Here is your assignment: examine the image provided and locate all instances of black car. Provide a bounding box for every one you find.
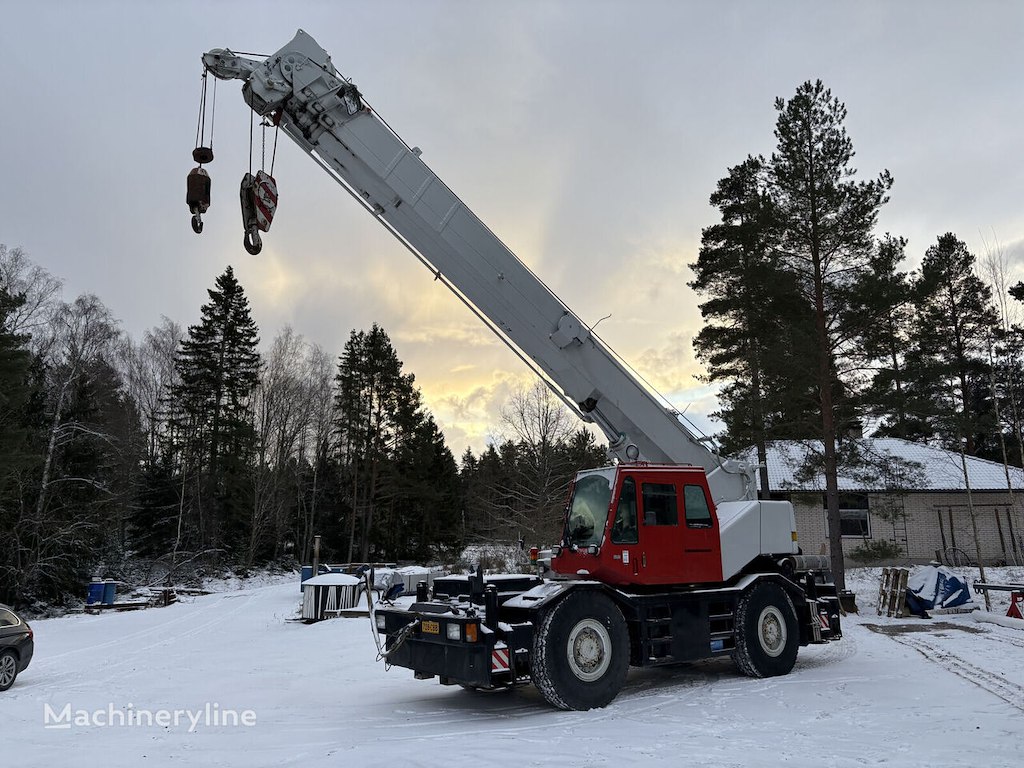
[0,604,33,691]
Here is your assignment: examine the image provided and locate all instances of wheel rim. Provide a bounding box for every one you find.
[566,618,612,682]
[0,654,16,687]
[757,605,787,658]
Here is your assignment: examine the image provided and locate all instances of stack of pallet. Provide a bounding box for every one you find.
[877,567,910,618]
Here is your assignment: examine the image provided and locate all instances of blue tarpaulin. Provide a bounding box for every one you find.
[906,564,973,616]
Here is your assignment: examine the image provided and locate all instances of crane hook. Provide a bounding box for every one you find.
[244,228,263,255]
[186,166,212,235]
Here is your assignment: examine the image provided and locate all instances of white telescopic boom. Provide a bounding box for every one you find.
[203,30,755,504]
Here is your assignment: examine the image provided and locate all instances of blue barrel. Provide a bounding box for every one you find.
[300,565,313,592]
[102,580,116,606]
[86,579,104,605]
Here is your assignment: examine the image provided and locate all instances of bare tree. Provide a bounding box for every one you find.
[16,294,127,597]
[494,381,586,542]
[980,235,1024,564]
[0,244,63,349]
[119,317,184,462]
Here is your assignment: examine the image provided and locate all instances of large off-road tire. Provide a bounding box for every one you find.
[531,590,629,711]
[0,650,18,692]
[733,581,799,678]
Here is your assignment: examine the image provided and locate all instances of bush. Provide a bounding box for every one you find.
[457,544,528,573]
[850,539,902,563]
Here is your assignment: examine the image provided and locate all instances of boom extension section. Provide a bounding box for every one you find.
[202,31,756,505]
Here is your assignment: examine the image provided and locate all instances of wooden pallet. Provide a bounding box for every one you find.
[877,567,910,618]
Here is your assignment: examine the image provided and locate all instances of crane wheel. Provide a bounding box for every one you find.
[733,582,799,678]
[531,590,629,711]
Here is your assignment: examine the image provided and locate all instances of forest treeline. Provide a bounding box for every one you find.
[4,78,1024,605]
[0,251,602,606]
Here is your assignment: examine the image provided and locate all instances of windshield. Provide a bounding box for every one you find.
[565,469,615,548]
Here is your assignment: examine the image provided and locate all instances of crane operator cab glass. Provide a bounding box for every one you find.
[565,469,615,549]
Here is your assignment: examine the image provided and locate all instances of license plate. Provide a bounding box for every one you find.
[421,620,440,634]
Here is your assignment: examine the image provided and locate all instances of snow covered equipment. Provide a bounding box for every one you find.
[300,573,362,621]
[905,563,974,617]
[239,170,277,255]
[973,581,1024,619]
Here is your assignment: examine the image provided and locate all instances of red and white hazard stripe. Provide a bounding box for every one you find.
[490,646,510,673]
[818,612,831,631]
[253,171,278,232]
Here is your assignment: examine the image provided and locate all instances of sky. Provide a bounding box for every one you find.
[3,1,1023,458]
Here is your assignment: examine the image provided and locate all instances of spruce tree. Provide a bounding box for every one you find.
[167,266,261,553]
[334,324,424,561]
[0,286,34,490]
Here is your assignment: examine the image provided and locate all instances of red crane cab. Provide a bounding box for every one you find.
[550,465,724,587]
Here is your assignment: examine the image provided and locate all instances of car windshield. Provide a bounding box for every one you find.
[565,469,615,548]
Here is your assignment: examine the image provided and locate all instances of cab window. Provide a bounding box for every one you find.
[684,484,713,528]
[611,477,638,544]
[642,482,678,526]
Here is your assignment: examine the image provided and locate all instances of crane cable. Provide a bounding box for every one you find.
[193,69,216,158]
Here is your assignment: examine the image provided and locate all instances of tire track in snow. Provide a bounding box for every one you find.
[364,635,855,743]
[974,626,1024,651]
[794,630,858,670]
[33,593,227,665]
[376,664,729,742]
[887,633,1024,713]
[28,592,262,692]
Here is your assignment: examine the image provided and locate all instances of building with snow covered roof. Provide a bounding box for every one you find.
[747,438,1024,566]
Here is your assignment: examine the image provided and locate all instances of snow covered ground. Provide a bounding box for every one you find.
[4,569,1024,767]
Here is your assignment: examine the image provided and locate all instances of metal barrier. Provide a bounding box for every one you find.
[973,582,1024,619]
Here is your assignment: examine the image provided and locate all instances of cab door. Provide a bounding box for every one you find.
[678,482,723,583]
[637,477,685,584]
[608,475,640,582]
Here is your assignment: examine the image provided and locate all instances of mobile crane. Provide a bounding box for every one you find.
[201,30,841,711]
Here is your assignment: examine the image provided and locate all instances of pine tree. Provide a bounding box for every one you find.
[909,233,1000,454]
[769,80,893,590]
[853,235,922,439]
[690,155,818,490]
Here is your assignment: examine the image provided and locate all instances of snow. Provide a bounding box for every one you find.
[301,573,362,587]
[4,570,1024,767]
[748,438,1024,491]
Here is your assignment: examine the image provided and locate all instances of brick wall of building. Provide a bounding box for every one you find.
[790,492,1024,565]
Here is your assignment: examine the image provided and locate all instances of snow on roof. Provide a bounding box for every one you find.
[744,438,1024,493]
[395,566,433,575]
[303,573,362,586]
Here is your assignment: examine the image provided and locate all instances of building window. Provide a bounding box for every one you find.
[823,493,870,537]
